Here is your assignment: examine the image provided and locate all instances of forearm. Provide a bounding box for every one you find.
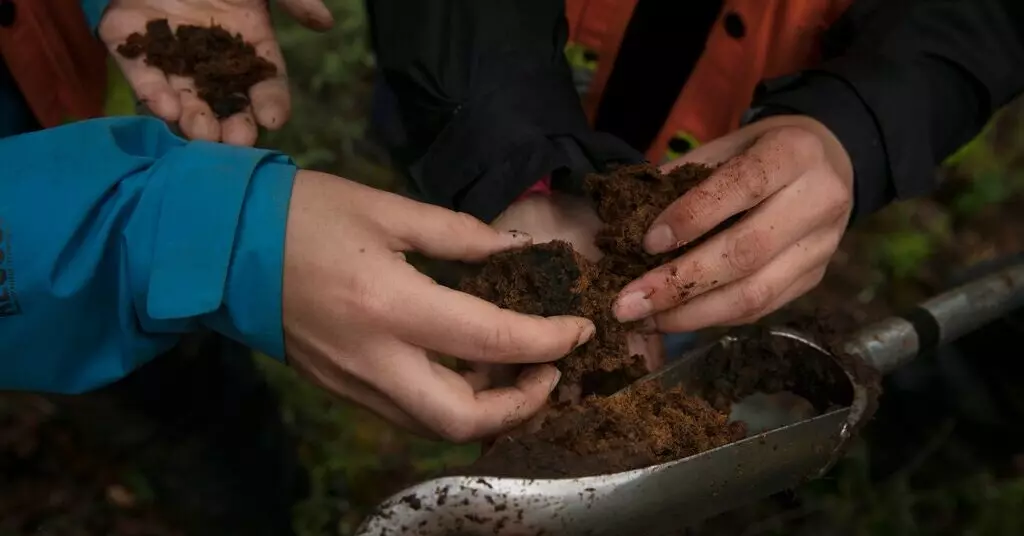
[0,117,295,393]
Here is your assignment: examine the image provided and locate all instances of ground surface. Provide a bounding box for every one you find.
[3,2,1024,534]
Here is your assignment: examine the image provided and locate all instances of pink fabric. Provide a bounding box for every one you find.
[516,176,553,201]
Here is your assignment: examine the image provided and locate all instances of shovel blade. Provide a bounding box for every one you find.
[357,328,865,536]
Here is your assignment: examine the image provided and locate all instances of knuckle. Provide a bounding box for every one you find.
[736,280,775,319]
[662,197,707,233]
[449,211,488,237]
[823,179,853,217]
[477,323,521,361]
[725,229,770,275]
[718,152,771,203]
[773,126,824,165]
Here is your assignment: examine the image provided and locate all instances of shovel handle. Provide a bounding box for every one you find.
[843,261,1024,374]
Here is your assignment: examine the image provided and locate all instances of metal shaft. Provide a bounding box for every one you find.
[842,262,1024,374]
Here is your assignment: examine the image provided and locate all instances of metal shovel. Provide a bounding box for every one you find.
[357,261,1024,536]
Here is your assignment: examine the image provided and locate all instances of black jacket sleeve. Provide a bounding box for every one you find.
[365,0,642,223]
[752,0,1024,219]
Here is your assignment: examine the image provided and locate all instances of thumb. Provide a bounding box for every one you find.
[276,0,335,31]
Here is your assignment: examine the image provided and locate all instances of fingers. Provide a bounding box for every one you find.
[614,170,846,322]
[290,344,433,437]
[652,230,840,332]
[168,76,220,141]
[276,0,336,31]
[385,272,596,364]
[645,127,826,254]
[220,109,260,146]
[247,39,292,131]
[725,268,827,326]
[380,358,562,443]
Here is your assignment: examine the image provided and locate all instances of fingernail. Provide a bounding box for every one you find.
[500,230,533,248]
[574,322,597,348]
[644,224,678,254]
[615,291,654,322]
[548,368,563,392]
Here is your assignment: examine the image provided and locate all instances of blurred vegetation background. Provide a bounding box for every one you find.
[84,0,1024,534]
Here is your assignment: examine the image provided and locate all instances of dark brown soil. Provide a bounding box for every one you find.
[694,326,854,415]
[459,163,767,478]
[465,382,747,478]
[116,19,277,118]
[461,163,713,388]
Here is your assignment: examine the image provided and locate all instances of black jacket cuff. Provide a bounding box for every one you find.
[749,71,892,219]
[407,71,641,222]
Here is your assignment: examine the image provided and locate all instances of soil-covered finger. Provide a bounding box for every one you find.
[647,128,818,252]
[615,177,828,321]
[652,230,840,332]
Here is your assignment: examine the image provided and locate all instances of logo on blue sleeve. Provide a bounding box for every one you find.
[0,224,20,317]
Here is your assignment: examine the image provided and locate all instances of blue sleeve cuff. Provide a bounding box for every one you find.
[202,159,296,360]
[130,141,296,363]
[80,0,111,32]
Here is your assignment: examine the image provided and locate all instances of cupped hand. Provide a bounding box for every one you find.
[99,0,334,146]
[613,115,854,331]
[491,192,665,374]
[283,172,596,442]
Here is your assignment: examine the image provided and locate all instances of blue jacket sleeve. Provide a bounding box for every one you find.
[0,116,296,394]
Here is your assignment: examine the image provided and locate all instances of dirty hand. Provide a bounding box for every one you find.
[283,172,596,442]
[99,0,334,146]
[492,192,665,374]
[613,115,854,331]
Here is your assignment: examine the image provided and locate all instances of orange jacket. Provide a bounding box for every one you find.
[0,0,108,128]
[565,0,853,163]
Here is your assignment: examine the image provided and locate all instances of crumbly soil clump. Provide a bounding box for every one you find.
[459,163,751,477]
[465,382,747,478]
[461,163,712,388]
[116,19,277,118]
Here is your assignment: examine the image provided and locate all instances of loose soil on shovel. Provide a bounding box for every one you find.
[459,163,840,479]
[116,19,276,118]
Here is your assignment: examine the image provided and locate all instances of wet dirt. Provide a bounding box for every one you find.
[458,163,783,478]
[465,382,747,478]
[116,19,277,118]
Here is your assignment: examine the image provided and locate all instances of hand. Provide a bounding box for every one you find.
[613,115,854,331]
[492,193,664,374]
[282,172,596,442]
[99,0,334,146]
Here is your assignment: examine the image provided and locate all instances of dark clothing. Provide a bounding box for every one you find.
[367,0,1024,222]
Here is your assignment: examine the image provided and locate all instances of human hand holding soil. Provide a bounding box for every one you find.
[282,171,597,442]
[489,193,665,402]
[613,115,854,331]
[99,0,334,146]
